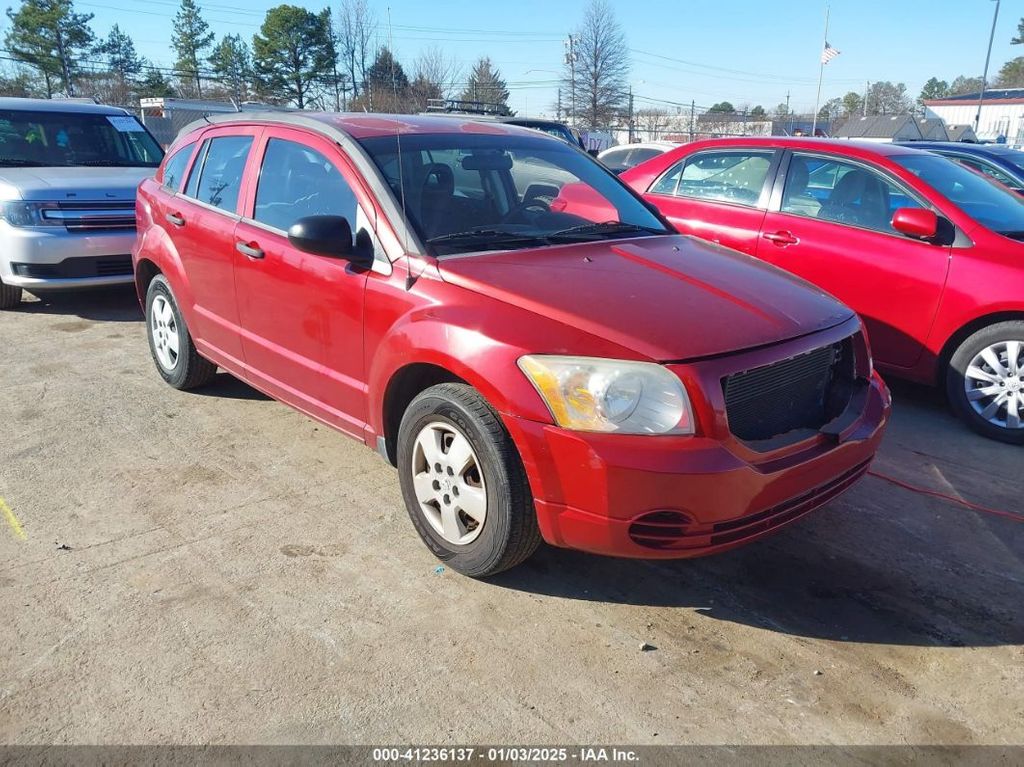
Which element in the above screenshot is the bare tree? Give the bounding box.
[636,108,670,140]
[337,0,375,98]
[414,46,461,100]
[563,0,629,130]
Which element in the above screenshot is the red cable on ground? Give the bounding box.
[867,470,1024,523]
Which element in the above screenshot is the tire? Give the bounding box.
[397,383,542,577]
[946,321,1024,445]
[145,274,216,390]
[0,276,22,310]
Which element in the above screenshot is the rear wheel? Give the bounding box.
[145,274,216,390]
[0,276,22,310]
[397,383,541,577]
[946,321,1024,445]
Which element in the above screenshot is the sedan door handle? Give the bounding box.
[165,212,185,227]
[762,230,799,247]
[235,241,264,260]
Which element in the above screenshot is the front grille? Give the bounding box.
[628,510,693,550]
[46,201,136,232]
[12,255,133,280]
[723,337,856,447]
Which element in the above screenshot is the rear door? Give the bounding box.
[162,126,259,366]
[756,150,951,369]
[233,127,373,437]
[641,147,779,256]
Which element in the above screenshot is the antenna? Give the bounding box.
[386,6,415,290]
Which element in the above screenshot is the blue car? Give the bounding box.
[904,141,1024,193]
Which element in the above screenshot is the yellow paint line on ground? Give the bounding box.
[1,497,26,540]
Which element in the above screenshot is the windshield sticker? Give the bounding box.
[106,116,145,133]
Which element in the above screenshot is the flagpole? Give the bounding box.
[811,4,830,137]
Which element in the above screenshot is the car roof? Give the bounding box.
[0,97,129,115]
[601,142,676,153]
[901,141,1018,156]
[676,136,925,158]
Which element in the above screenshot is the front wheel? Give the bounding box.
[397,383,542,577]
[0,276,22,310]
[946,321,1024,445]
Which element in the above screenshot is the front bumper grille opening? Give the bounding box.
[11,255,133,280]
[723,337,858,448]
[628,510,693,550]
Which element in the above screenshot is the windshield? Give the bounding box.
[357,132,670,256]
[0,110,163,168]
[894,153,1024,238]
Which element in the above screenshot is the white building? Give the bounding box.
[924,89,1024,146]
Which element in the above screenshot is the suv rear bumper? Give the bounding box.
[0,225,136,290]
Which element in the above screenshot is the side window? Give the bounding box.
[953,156,1022,191]
[185,135,253,213]
[254,138,358,231]
[650,160,684,195]
[161,142,194,191]
[782,153,924,234]
[675,151,773,206]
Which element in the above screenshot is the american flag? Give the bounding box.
[821,42,841,65]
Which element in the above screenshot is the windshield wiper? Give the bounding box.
[547,221,663,241]
[426,228,550,251]
[75,159,154,167]
[0,158,48,167]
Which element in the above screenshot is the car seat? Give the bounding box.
[782,158,822,217]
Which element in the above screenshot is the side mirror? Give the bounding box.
[891,207,939,240]
[287,215,373,268]
[587,148,600,157]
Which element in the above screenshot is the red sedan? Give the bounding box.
[623,138,1024,444]
[134,115,888,576]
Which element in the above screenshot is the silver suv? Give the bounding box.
[0,98,164,309]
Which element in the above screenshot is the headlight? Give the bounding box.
[518,355,694,435]
[0,201,62,227]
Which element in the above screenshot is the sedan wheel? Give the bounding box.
[947,321,1024,445]
[145,274,217,390]
[150,294,180,372]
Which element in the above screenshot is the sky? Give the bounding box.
[59,0,1018,116]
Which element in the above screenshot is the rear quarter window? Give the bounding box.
[161,143,195,191]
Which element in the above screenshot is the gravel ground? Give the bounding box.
[0,287,1021,745]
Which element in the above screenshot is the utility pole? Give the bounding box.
[556,88,562,122]
[627,85,634,142]
[689,99,695,142]
[564,35,577,128]
[811,3,830,137]
[863,81,870,116]
[976,0,1001,134]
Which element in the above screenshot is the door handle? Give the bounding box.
[235,241,264,260]
[762,230,799,247]
[165,212,185,227]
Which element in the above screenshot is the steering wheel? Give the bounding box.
[504,199,551,224]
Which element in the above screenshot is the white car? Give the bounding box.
[598,141,678,174]
[0,97,164,309]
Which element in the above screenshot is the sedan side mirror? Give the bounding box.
[288,215,373,267]
[891,207,939,240]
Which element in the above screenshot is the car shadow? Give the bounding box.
[191,373,271,402]
[489,382,1024,649]
[18,286,142,322]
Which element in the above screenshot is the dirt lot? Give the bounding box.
[0,287,1021,746]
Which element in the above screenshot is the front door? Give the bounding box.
[642,148,778,256]
[233,128,372,437]
[756,151,951,369]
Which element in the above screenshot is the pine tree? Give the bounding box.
[5,0,95,97]
[208,34,251,103]
[252,4,333,109]
[172,0,214,97]
[460,57,508,110]
[139,62,175,98]
[100,24,142,84]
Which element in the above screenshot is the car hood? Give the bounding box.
[0,166,155,202]
[437,235,855,362]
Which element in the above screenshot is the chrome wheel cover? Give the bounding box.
[150,295,180,372]
[964,340,1024,430]
[410,421,487,545]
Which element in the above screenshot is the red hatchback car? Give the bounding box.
[623,138,1024,444]
[133,114,889,576]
